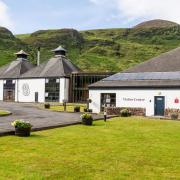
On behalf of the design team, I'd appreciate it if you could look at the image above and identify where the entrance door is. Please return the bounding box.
[4,90,15,101]
[35,92,38,102]
[154,96,165,116]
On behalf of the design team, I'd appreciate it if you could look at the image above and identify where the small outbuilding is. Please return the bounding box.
[89,47,180,117]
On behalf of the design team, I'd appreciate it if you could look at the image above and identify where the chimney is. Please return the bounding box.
[52,45,67,56]
[15,50,29,60]
[37,47,41,66]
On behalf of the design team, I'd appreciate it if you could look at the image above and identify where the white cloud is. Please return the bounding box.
[0,1,14,29]
[90,0,180,24]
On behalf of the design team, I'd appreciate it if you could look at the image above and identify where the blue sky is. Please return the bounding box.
[1,0,180,34]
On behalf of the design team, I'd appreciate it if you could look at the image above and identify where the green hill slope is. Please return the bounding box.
[4,19,180,72]
[0,27,35,66]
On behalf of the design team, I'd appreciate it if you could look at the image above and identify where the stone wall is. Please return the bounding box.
[165,108,180,118]
[107,107,146,116]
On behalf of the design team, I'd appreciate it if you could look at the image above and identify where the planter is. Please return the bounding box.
[15,127,31,137]
[74,106,80,112]
[82,118,93,125]
[170,113,178,120]
[84,108,92,113]
[44,104,50,109]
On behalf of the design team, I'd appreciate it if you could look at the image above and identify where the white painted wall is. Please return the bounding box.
[89,89,180,116]
[17,79,45,103]
[59,78,69,103]
[0,80,3,100]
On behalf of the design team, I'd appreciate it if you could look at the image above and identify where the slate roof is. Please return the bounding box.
[125,47,180,72]
[0,58,35,79]
[89,71,180,88]
[21,55,80,78]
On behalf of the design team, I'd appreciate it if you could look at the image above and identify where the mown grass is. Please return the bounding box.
[50,105,86,112]
[42,103,86,112]
[0,110,11,116]
[0,117,180,179]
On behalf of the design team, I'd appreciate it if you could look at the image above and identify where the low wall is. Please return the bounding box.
[107,107,146,116]
[165,108,180,118]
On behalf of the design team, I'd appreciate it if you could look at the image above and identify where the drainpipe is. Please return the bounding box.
[17,79,19,103]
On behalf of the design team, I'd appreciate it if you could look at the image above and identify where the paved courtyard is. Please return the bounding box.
[0,102,103,135]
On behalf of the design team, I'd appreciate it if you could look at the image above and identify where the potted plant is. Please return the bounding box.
[44,103,50,109]
[74,106,80,112]
[11,120,32,137]
[84,107,88,112]
[120,109,131,117]
[81,113,93,125]
[170,113,178,120]
[88,109,93,113]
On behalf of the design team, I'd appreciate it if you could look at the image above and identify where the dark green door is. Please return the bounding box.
[154,96,165,116]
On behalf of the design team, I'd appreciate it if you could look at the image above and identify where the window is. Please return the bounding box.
[71,73,113,103]
[45,78,60,102]
[101,93,116,111]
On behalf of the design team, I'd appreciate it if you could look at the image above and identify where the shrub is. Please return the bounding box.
[84,108,88,112]
[44,103,50,109]
[81,113,93,125]
[84,108,92,113]
[74,106,80,112]
[170,113,178,120]
[120,109,131,117]
[11,119,32,129]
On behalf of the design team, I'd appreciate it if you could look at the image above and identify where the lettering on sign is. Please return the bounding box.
[123,98,145,102]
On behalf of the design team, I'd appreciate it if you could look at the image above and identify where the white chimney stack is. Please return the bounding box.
[37,47,40,66]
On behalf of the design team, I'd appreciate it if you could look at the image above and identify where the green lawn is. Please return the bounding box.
[0,117,180,179]
[42,103,86,112]
[0,110,11,116]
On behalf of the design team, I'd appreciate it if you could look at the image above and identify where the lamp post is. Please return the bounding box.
[87,98,92,111]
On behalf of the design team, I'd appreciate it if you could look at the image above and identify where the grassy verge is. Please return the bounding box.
[0,110,11,116]
[43,103,87,113]
[0,117,180,179]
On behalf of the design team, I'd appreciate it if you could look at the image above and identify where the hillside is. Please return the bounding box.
[0,27,34,66]
[2,19,180,72]
[134,19,179,29]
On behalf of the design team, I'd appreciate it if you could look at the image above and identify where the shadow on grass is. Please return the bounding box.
[29,134,45,138]
[92,121,107,127]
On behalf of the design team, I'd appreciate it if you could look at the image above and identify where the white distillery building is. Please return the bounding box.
[0,46,80,103]
[89,47,180,116]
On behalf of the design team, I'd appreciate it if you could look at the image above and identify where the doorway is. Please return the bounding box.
[3,80,15,102]
[154,96,165,116]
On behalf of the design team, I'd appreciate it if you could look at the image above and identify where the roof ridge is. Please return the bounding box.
[60,56,66,76]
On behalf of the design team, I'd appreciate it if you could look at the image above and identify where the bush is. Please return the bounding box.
[11,119,32,129]
[84,108,93,113]
[44,103,50,109]
[81,113,93,125]
[74,106,80,112]
[170,113,178,120]
[120,109,131,117]
[84,108,88,112]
